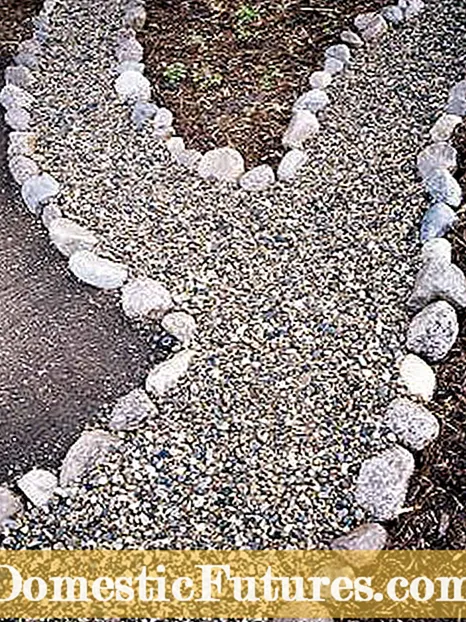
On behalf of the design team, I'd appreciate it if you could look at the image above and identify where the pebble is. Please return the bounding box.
[124,4,147,31]
[0,84,34,110]
[277,149,309,182]
[406,300,459,362]
[116,37,144,63]
[282,110,319,149]
[309,70,332,89]
[324,57,345,75]
[68,250,129,289]
[121,277,173,319]
[399,353,436,401]
[131,101,158,129]
[5,65,34,89]
[417,142,457,179]
[408,259,466,311]
[239,164,275,192]
[340,30,364,47]
[109,388,157,431]
[356,445,414,520]
[421,238,452,265]
[17,469,58,508]
[424,169,462,206]
[430,113,462,142]
[60,430,121,487]
[0,487,22,523]
[8,154,39,185]
[21,172,60,214]
[386,398,439,451]
[198,147,245,183]
[115,70,151,103]
[293,89,330,113]
[48,217,99,256]
[420,201,457,242]
[359,15,389,42]
[161,311,197,346]
[5,107,32,131]
[399,0,425,18]
[325,44,351,64]
[381,5,405,25]
[145,349,195,397]
[7,131,36,157]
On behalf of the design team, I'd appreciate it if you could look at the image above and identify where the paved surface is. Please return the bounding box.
[0,55,151,482]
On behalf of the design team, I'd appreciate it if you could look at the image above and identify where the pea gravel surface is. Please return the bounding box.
[4,0,466,550]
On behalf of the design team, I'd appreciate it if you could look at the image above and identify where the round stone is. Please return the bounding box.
[399,354,436,401]
[407,300,459,362]
[386,398,440,451]
[121,277,173,319]
[198,147,245,183]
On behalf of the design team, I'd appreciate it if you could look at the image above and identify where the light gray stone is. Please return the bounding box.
[386,398,439,451]
[0,487,22,523]
[5,65,34,89]
[146,350,195,397]
[446,81,466,116]
[8,154,39,185]
[162,311,197,346]
[7,131,36,157]
[360,15,389,41]
[354,12,377,30]
[424,169,462,207]
[176,149,202,170]
[239,164,275,192]
[131,101,158,129]
[356,445,415,520]
[0,84,34,110]
[420,202,457,242]
[381,5,404,24]
[116,37,144,63]
[69,250,128,289]
[421,238,452,265]
[408,259,466,311]
[309,70,332,89]
[399,354,436,401]
[417,142,457,179]
[121,277,173,319]
[21,173,60,214]
[325,44,351,64]
[277,149,308,182]
[198,147,245,183]
[340,30,364,47]
[17,469,57,507]
[124,4,147,30]
[293,89,329,113]
[41,202,62,228]
[324,57,344,75]
[407,300,458,362]
[166,136,185,158]
[331,523,387,567]
[5,107,31,131]
[115,70,151,103]
[399,0,425,18]
[430,113,462,142]
[116,60,145,74]
[109,388,157,431]
[153,107,174,131]
[282,110,319,149]
[60,430,120,487]
[49,218,98,257]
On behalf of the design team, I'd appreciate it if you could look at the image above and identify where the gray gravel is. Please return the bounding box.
[4,0,466,550]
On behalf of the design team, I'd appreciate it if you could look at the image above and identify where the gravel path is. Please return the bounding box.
[4,0,465,549]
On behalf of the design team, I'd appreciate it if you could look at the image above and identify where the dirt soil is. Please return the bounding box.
[0,0,152,482]
[141,0,388,169]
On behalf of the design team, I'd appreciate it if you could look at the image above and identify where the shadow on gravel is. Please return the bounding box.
[0,6,151,482]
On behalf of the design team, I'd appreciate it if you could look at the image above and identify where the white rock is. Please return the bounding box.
[399,0,425,18]
[115,71,151,103]
[7,131,36,157]
[42,202,62,228]
[340,30,364,47]
[153,107,174,131]
[131,101,158,128]
[21,173,60,214]
[359,14,389,41]
[325,44,351,64]
[69,250,129,289]
[198,147,245,182]
[324,57,345,75]
[60,430,121,487]
[381,5,404,24]
[399,354,436,401]
[166,136,185,158]
[49,218,98,257]
[5,107,31,131]
[277,149,308,182]
[282,110,319,149]
[177,149,203,170]
[162,311,197,346]
[116,37,144,63]
[0,487,22,522]
[17,468,57,507]
[417,142,457,179]
[8,154,39,185]
[0,84,34,110]
[309,70,332,89]
[356,445,414,520]
[424,169,462,207]
[145,350,195,396]
[124,4,147,30]
[293,89,329,113]
[109,388,157,431]
[407,300,459,362]
[5,65,34,89]
[239,164,275,192]
[386,398,440,451]
[430,113,462,142]
[421,238,452,265]
[116,60,145,74]
[121,277,173,319]
[354,12,377,30]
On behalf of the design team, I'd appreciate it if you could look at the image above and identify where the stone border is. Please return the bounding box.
[1,4,464,618]
[114,0,427,188]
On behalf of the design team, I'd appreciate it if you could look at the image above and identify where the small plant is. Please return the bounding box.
[236,3,259,24]
[162,62,187,87]
[193,68,224,91]
[260,66,280,91]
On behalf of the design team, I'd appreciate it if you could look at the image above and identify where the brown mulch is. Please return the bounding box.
[141,0,388,169]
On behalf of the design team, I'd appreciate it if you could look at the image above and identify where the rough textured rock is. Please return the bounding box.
[115,70,151,103]
[8,154,39,185]
[354,12,378,30]
[430,113,462,142]
[176,149,202,170]
[0,84,34,110]
[145,350,195,397]
[49,217,98,257]
[340,30,364,47]
[7,131,36,157]
[124,4,147,30]
[325,44,351,64]
[421,238,452,265]
[282,110,319,149]
[356,445,415,520]
[0,487,22,523]
[358,14,389,41]
[116,36,143,63]
[21,172,60,214]
[399,354,436,401]
[131,101,158,129]
[309,70,332,89]
[408,259,466,311]
[162,311,197,346]
[293,89,330,113]
[116,60,145,74]
[424,169,462,207]
[239,164,275,192]
[198,147,245,183]
[381,5,404,24]
[42,202,62,228]
[166,136,185,158]
[331,523,387,567]
[407,300,458,362]
[153,107,174,136]
[109,388,157,431]
[5,65,34,89]
[5,107,31,131]
[69,250,129,289]
[121,277,173,319]
[420,202,457,242]
[417,142,457,179]
[60,430,121,487]
[399,0,425,18]
[386,398,440,451]
[446,80,466,116]
[324,57,344,75]
[17,469,57,507]
[277,149,308,182]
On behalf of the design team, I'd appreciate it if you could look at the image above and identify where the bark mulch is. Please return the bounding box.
[141,0,388,169]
